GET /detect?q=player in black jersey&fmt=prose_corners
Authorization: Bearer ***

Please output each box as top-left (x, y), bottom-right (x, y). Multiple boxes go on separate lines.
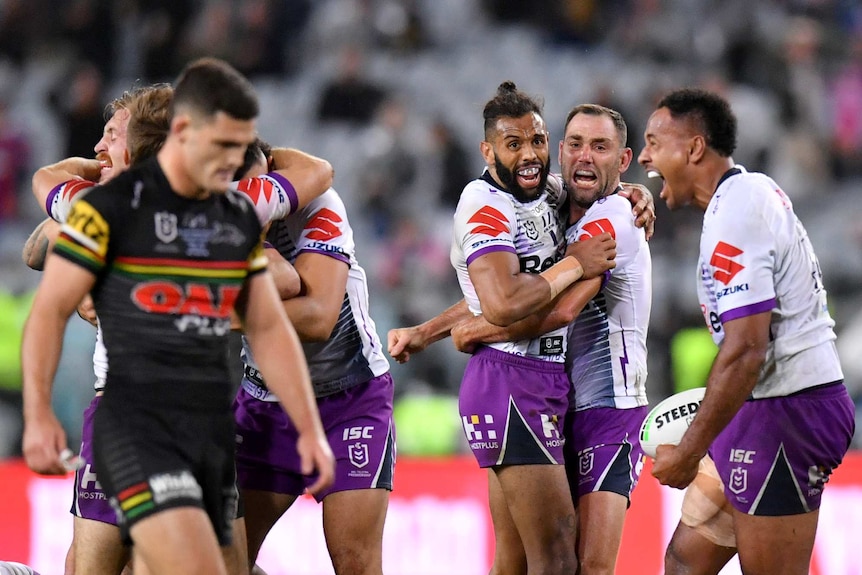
top-left (21, 58), bottom-right (334, 575)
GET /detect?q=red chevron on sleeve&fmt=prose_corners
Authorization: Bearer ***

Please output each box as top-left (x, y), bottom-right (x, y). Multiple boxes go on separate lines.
top-left (577, 218), bottom-right (616, 241)
top-left (305, 207), bottom-right (343, 241)
top-left (710, 241), bottom-right (745, 284)
top-left (467, 205), bottom-right (510, 237)
top-left (62, 179), bottom-right (97, 201)
top-left (235, 177), bottom-right (275, 207)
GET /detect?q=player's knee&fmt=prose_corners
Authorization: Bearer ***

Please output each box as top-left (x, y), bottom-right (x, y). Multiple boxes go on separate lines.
top-left (329, 544), bottom-right (379, 575)
top-left (577, 554), bottom-right (615, 575)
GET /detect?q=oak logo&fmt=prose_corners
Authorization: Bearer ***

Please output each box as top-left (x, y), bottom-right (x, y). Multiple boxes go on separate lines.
top-left (305, 208), bottom-right (343, 241)
top-left (578, 218), bottom-right (616, 241)
top-left (710, 241), bottom-right (745, 284)
top-left (131, 282), bottom-right (241, 317)
top-left (468, 206), bottom-right (510, 237)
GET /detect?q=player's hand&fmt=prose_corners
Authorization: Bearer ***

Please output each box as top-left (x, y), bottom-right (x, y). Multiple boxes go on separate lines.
top-left (297, 430), bottom-right (335, 496)
top-left (565, 233), bottom-right (616, 279)
top-left (387, 326), bottom-right (428, 363)
top-left (619, 182), bottom-right (656, 240)
top-left (76, 294), bottom-right (97, 327)
top-left (450, 322), bottom-right (476, 354)
top-left (651, 444), bottom-right (701, 489)
top-left (22, 409), bottom-right (73, 476)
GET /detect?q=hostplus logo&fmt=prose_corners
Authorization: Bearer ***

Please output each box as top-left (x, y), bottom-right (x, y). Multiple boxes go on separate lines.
top-left (462, 414), bottom-right (499, 449)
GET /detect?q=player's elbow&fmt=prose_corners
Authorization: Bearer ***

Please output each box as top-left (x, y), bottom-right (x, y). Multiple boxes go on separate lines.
top-left (480, 303), bottom-right (521, 327)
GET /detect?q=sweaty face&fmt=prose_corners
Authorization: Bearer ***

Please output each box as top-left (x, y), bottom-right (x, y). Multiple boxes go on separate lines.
top-left (558, 113), bottom-right (631, 207)
top-left (486, 113), bottom-right (550, 201)
top-left (94, 108), bottom-right (130, 183)
top-left (638, 107), bottom-right (694, 211)
top-left (181, 111), bottom-right (257, 194)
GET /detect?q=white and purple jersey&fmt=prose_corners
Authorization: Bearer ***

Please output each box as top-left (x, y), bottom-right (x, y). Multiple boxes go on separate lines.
top-left (451, 171), bottom-right (568, 362)
top-left (242, 188), bottom-right (389, 398)
top-left (565, 192), bottom-right (651, 410)
top-left (45, 171), bottom-right (300, 389)
top-left (698, 165), bottom-right (843, 398)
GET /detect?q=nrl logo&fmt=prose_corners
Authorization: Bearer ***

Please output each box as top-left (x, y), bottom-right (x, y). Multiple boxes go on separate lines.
top-left (155, 212), bottom-right (178, 244)
top-left (348, 442), bottom-right (369, 468)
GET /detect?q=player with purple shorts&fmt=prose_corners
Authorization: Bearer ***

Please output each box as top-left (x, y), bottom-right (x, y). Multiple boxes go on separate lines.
top-left (641, 88), bottom-right (855, 575)
top-left (451, 104), bottom-right (652, 575)
top-left (233, 174), bottom-right (395, 575)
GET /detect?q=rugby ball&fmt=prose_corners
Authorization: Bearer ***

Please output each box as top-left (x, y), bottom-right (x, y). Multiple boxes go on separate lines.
top-left (639, 387), bottom-right (706, 458)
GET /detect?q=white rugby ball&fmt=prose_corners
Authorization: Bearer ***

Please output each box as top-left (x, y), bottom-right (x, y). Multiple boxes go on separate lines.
top-left (639, 387), bottom-right (706, 458)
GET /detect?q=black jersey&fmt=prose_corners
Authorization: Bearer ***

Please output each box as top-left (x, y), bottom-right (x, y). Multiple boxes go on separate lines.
top-left (54, 158), bottom-right (267, 410)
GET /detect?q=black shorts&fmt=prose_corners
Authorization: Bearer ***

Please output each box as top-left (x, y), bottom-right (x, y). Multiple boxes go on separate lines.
top-left (92, 398), bottom-right (239, 545)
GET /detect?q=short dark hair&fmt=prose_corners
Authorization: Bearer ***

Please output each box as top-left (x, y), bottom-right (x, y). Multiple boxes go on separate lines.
top-left (564, 104), bottom-right (628, 147)
top-left (233, 137), bottom-right (272, 180)
top-left (127, 83), bottom-right (173, 165)
top-left (656, 88), bottom-right (737, 157)
top-left (170, 57), bottom-right (259, 121)
top-left (483, 81), bottom-right (544, 139)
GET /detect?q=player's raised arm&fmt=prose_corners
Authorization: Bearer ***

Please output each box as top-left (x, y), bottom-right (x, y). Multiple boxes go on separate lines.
top-left (269, 147), bottom-right (334, 212)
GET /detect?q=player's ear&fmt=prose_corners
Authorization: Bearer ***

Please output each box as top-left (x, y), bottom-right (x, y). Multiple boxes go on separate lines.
top-left (480, 140), bottom-right (494, 166)
top-left (689, 135), bottom-right (707, 163)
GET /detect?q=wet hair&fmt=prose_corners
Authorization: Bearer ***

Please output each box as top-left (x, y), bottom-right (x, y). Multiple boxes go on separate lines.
top-left (482, 81), bottom-right (544, 139)
top-left (564, 103), bottom-right (628, 147)
top-left (656, 88), bottom-right (737, 157)
top-left (233, 137), bottom-right (272, 180)
top-left (170, 57), bottom-right (258, 121)
top-left (126, 84), bottom-right (173, 165)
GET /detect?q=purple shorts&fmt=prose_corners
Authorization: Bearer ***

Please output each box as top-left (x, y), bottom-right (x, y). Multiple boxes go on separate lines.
top-left (70, 394), bottom-right (117, 525)
top-left (234, 373), bottom-right (395, 502)
top-left (459, 346), bottom-right (569, 468)
top-left (564, 406), bottom-right (648, 504)
top-left (710, 382), bottom-right (855, 516)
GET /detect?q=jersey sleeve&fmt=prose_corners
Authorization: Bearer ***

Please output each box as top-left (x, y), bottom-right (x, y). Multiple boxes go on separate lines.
top-left (571, 195), bottom-right (643, 271)
top-left (703, 191), bottom-right (777, 322)
top-left (246, 238), bottom-right (269, 277)
top-left (453, 183), bottom-right (518, 266)
top-left (53, 188), bottom-right (114, 275)
top-left (231, 172), bottom-right (299, 226)
top-left (294, 189), bottom-right (352, 265)
top-left (46, 179), bottom-right (98, 222)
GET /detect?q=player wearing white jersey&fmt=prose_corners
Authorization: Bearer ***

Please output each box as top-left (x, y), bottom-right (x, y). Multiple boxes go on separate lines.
top-left (640, 88), bottom-right (854, 575)
top-left (451, 104), bottom-right (652, 575)
top-left (24, 86), bottom-right (332, 575)
top-left (234, 175), bottom-right (395, 575)
top-left (393, 82), bottom-right (620, 575)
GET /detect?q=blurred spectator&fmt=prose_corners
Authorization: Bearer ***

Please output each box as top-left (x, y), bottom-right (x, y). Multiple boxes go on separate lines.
top-left (232, 0), bottom-right (312, 77)
top-left (317, 47), bottom-right (388, 125)
top-left (0, 288), bottom-right (33, 458)
top-left (429, 117), bottom-right (471, 210)
top-left (355, 97), bottom-right (416, 237)
top-left (49, 61), bottom-right (105, 160)
top-left (0, 98), bottom-right (29, 221)
top-left (59, 0), bottom-right (116, 78)
top-left (830, 35), bottom-right (862, 179)
top-left (138, 0), bottom-right (194, 80)
top-left (371, 0), bottom-right (429, 53)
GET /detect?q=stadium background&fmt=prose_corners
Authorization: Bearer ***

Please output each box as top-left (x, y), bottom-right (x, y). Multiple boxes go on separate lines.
top-left (0, 1), bottom-right (861, 573)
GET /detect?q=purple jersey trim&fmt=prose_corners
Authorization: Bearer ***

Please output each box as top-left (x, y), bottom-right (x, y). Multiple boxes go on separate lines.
top-left (263, 241), bottom-right (276, 249)
top-left (268, 172), bottom-right (299, 215)
top-left (719, 297), bottom-right (776, 323)
top-left (46, 183), bottom-right (63, 219)
top-left (465, 244), bottom-right (516, 266)
top-left (298, 247), bottom-right (350, 266)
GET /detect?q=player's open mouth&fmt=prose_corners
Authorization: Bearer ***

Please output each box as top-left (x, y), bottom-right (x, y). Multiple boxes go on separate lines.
top-left (516, 165), bottom-right (541, 187)
top-left (574, 169), bottom-right (597, 186)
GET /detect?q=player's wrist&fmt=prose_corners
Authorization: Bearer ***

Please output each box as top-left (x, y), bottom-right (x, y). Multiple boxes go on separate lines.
top-left (540, 256), bottom-right (583, 299)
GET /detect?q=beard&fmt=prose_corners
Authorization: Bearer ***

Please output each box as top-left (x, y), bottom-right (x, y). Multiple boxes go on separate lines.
top-left (494, 157), bottom-right (551, 203)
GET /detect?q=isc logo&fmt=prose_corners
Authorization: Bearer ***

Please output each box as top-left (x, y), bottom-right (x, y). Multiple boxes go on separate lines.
top-left (343, 426), bottom-right (373, 441)
top-left (730, 449), bottom-right (755, 464)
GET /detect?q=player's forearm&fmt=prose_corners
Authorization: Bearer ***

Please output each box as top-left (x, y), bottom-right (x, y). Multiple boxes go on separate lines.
top-left (282, 296), bottom-right (339, 342)
top-left (21, 308), bottom-right (66, 418)
top-left (32, 158), bottom-right (101, 207)
top-left (266, 248), bottom-right (301, 300)
top-left (419, 299), bottom-right (472, 343)
top-left (22, 219), bottom-right (59, 271)
top-left (678, 342), bottom-right (765, 457)
top-left (269, 148), bottom-right (334, 210)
